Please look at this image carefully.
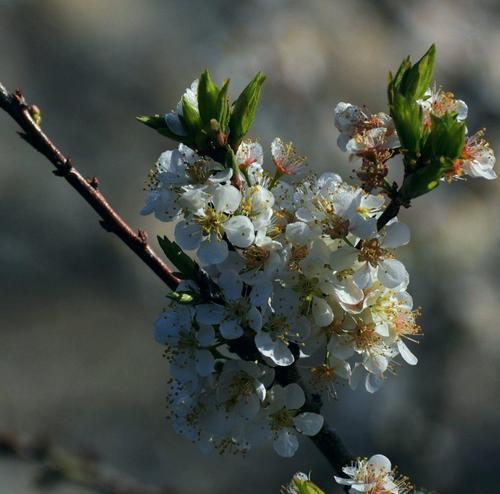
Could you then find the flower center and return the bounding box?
[243,245,270,270]
[185,160,211,184]
[359,239,387,266]
[270,408,295,430]
[352,322,380,351]
[265,315,292,342]
[195,207,227,237]
[227,298,250,319]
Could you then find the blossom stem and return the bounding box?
[376,198,401,230]
[0,82,180,291]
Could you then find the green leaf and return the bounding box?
[399,44,436,100]
[387,45,436,162]
[157,236,198,281]
[228,72,265,149]
[198,70,219,124]
[181,96,202,134]
[400,157,447,200]
[136,115,180,140]
[167,291,198,304]
[421,113,465,161]
[391,93,423,157]
[216,79,231,130]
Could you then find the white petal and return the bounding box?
[312,297,334,327]
[270,340,295,367]
[197,235,228,266]
[219,320,244,339]
[197,325,215,347]
[255,331,275,356]
[165,112,187,136]
[174,221,202,250]
[218,271,243,300]
[213,184,241,213]
[249,279,273,307]
[364,354,388,374]
[383,221,410,248]
[377,259,409,289]
[273,430,299,458]
[365,373,384,394]
[352,262,373,289]
[293,413,324,436]
[195,304,225,324]
[248,306,263,331]
[195,349,215,376]
[350,216,377,239]
[330,247,358,271]
[397,340,418,365]
[285,222,311,245]
[334,279,364,305]
[224,216,255,248]
[284,383,305,410]
[367,454,392,473]
[236,393,261,419]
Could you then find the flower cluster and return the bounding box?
[141,54,496,457]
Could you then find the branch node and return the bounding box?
[87,176,100,189]
[52,158,73,177]
[14,88,26,106]
[138,228,148,245]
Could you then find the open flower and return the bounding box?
[175,183,256,265]
[418,84,468,125]
[264,383,324,457]
[154,306,216,384]
[271,137,308,177]
[216,360,273,420]
[330,220,410,291]
[453,130,496,180]
[254,286,310,366]
[141,144,231,221]
[195,270,262,340]
[334,454,413,494]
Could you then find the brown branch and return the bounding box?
[0,431,175,494]
[0,82,180,291]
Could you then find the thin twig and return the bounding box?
[0,82,180,291]
[0,431,175,494]
[0,82,355,476]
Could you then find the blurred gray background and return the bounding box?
[1,1,499,493]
